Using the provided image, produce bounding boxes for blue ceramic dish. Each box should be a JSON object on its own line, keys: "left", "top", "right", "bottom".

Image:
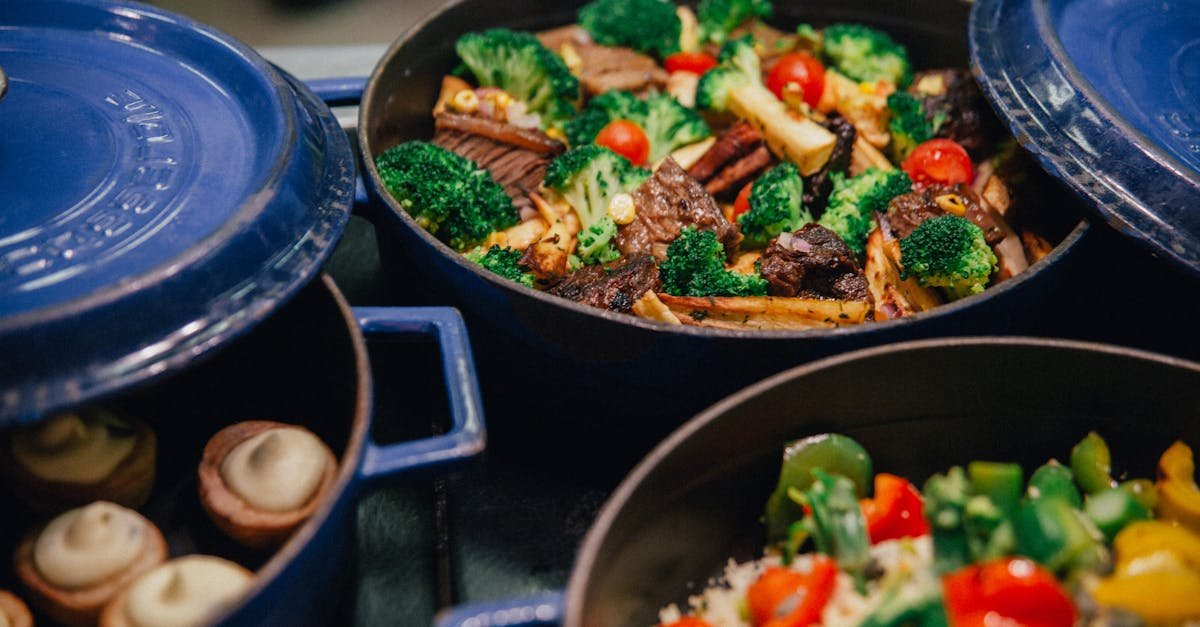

{"left": 358, "top": 0, "right": 1090, "bottom": 432}
{"left": 971, "top": 0, "right": 1200, "bottom": 276}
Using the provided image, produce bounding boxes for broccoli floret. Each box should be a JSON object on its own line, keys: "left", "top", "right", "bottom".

{"left": 376, "top": 141, "right": 517, "bottom": 250}
{"left": 738, "top": 163, "right": 812, "bottom": 249}
{"left": 695, "top": 36, "right": 761, "bottom": 111}
{"left": 565, "top": 91, "right": 710, "bottom": 162}
{"left": 661, "top": 227, "right": 768, "bottom": 297}
{"left": 817, "top": 167, "right": 912, "bottom": 255}
{"left": 578, "top": 0, "right": 681, "bottom": 58}
{"left": 544, "top": 145, "right": 650, "bottom": 265}
{"left": 887, "top": 91, "right": 935, "bottom": 162}
{"left": 465, "top": 245, "right": 535, "bottom": 287}
{"left": 455, "top": 28, "right": 579, "bottom": 129}
{"left": 577, "top": 215, "right": 623, "bottom": 265}
{"left": 822, "top": 23, "right": 913, "bottom": 87}
{"left": 697, "top": 0, "right": 773, "bottom": 44}
{"left": 899, "top": 214, "right": 997, "bottom": 300}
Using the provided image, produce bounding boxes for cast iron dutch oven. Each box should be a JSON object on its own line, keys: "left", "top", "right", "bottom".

{"left": 358, "top": 0, "right": 1089, "bottom": 432}
{"left": 0, "top": 2, "right": 486, "bottom": 625}
{"left": 435, "top": 337, "right": 1200, "bottom": 627}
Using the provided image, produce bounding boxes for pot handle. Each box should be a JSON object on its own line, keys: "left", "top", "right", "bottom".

{"left": 434, "top": 592, "right": 564, "bottom": 627}
{"left": 305, "top": 76, "right": 367, "bottom": 107}
{"left": 352, "top": 307, "right": 486, "bottom": 482}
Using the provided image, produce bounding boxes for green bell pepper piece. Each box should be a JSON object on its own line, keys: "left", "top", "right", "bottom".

{"left": 1015, "top": 497, "right": 1103, "bottom": 572}
{"left": 765, "top": 433, "right": 872, "bottom": 541}
{"left": 923, "top": 467, "right": 971, "bottom": 575}
{"left": 968, "top": 461, "right": 1023, "bottom": 517}
{"left": 1027, "top": 460, "right": 1083, "bottom": 508}
{"left": 1086, "top": 486, "right": 1151, "bottom": 541}
{"left": 1071, "top": 432, "right": 1118, "bottom": 494}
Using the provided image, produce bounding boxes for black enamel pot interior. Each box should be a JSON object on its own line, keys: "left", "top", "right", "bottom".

{"left": 0, "top": 275, "right": 484, "bottom": 626}
{"left": 359, "top": 0, "right": 1089, "bottom": 437}
{"left": 563, "top": 338, "right": 1200, "bottom": 627}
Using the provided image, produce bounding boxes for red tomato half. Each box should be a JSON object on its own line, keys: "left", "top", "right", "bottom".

{"left": 665, "top": 51, "right": 719, "bottom": 75}
{"left": 733, "top": 181, "right": 754, "bottom": 219}
{"left": 766, "top": 52, "right": 826, "bottom": 109}
{"left": 942, "top": 558, "right": 1076, "bottom": 627}
{"left": 596, "top": 119, "right": 651, "bottom": 166}
{"left": 902, "top": 138, "right": 974, "bottom": 186}
{"left": 746, "top": 558, "right": 838, "bottom": 627}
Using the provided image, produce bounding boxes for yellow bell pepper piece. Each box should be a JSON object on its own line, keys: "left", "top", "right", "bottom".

{"left": 1092, "top": 570, "right": 1200, "bottom": 622}
{"left": 1113, "top": 521, "right": 1200, "bottom": 574}
{"left": 1157, "top": 441, "right": 1200, "bottom": 532}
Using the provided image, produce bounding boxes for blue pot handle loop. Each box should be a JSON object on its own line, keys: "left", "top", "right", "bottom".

{"left": 434, "top": 592, "right": 564, "bottom": 627}
{"left": 306, "top": 76, "right": 367, "bottom": 107}
{"left": 352, "top": 307, "right": 487, "bottom": 483}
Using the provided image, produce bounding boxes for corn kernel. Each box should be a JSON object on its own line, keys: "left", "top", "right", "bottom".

{"left": 545, "top": 127, "right": 567, "bottom": 143}
{"left": 608, "top": 193, "right": 636, "bottom": 225}
{"left": 492, "top": 91, "right": 512, "bottom": 110}
{"left": 935, "top": 194, "right": 968, "bottom": 216}
{"left": 450, "top": 89, "right": 479, "bottom": 114}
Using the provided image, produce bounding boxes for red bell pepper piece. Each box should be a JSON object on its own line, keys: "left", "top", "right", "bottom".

{"left": 746, "top": 557, "right": 838, "bottom": 627}
{"left": 942, "top": 558, "right": 1076, "bottom": 627}
{"left": 859, "top": 473, "right": 930, "bottom": 543}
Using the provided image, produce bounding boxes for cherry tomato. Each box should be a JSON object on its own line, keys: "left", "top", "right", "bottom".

{"left": 664, "top": 51, "right": 719, "bottom": 75}
{"left": 746, "top": 557, "right": 838, "bottom": 627}
{"left": 902, "top": 138, "right": 974, "bottom": 186}
{"left": 596, "top": 119, "right": 650, "bottom": 166}
{"left": 859, "top": 474, "right": 930, "bottom": 544}
{"left": 659, "top": 618, "right": 713, "bottom": 627}
{"left": 942, "top": 558, "right": 1076, "bottom": 627}
{"left": 766, "top": 52, "right": 826, "bottom": 109}
{"left": 733, "top": 181, "right": 754, "bottom": 219}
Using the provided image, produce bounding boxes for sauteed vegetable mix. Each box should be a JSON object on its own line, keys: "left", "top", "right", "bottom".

{"left": 375, "top": 0, "right": 1060, "bottom": 330}
{"left": 657, "top": 433, "right": 1200, "bottom": 626}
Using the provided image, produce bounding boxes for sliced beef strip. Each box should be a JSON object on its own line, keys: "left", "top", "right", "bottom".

{"left": 549, "top": 254, "right": 661, "bottom": 313}
{"left": 617, "top": 158, "right": 743, "bottom": 259}
{"left": 575, "top": 44, "right": 668, "bottom": 96}
{"left": 687, "top": 122, "right": 762, "bottom": 183}
{"left": 759, "top": 224, "right": 869, "bottom": 301}
{"left": 910, "top": 68, "right": 1002, "bottom": 161}
{"left": 537, "top": 24, "right": 592, "bottom": 51}
{"left": 704, "top": 145, "right": 774, "bottom": 199}
{"left": 886, "top": 183, "right": 1004, "bottom": 245}
{"left": 803, "top": 114, "right": 856, "bottom": 218}
{"left": 433, "top": 113, "right": 564, "bottom": 213}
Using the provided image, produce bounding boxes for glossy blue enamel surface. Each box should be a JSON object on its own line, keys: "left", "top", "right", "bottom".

{"left": 971, "top": 0, "right": 1200, "bottom": 275}
{"left": 0, "top": 0, "right": 353, "bottom": 422}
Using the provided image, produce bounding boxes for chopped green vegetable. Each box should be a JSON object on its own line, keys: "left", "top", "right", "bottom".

{"left": 1085, "top": 487, "right": 1151, "bottom": 541}
{"left": 923, "top": 467, "right": 971, "bottom": 575}
{"left": 543, "top": 145, "right": 650, "bottom": 265}
{"left": 899, "top": 214, "right": 997, "bottom": 300}
{"left": 696, "top": 0, "right": 773, "bottom": 44}
{"left": 455, "top": 28, "right": 579, "bottom": 130}
{"left": 967, "top": 461, "right": 1023, "bottom": 518}
{"left": 1071, "top": 431, "right": 1118, "bottom": 494}
{"left": 822, "top": 23, "right": 913, "bottom": 87}
{"left": 765, "top": 433, "right": 873, "bottom": 542}
{"left": 695, "top": 36, "right": 761, "bottom": 111}
{"left": 1015, "top": 497, "right": 1106, "bottom": 573}
{"left": 792, "top": 469, "right": 872, "bottom": 578}
{"left": 465, "top": 245, "right": 535, "bottom": 287}
{"left": 738, "top": 163, "right": 811, "bottom": 249}
{"left": 375, "top": 141, "right": 517, "bottom": 251}
{"left": 578, "top": 0, "right": 682, "bottom": 58}
{"left": 660, "top": 226, "right": 768, "bottom": 297}
{"left": 1027, "top": 460, "right": 1083, "bottom": 508}
{"left": 817, "top": 167, "right": 912, "bottom": 255}
{"left": 887, "top": 91, "right": 935, "bottom": 162}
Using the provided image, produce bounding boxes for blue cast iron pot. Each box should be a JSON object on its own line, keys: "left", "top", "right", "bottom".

{"left": 435, "top": 337, "right": 1200, "bottom": 627}
{"left": 356, "top": 0, "right": 1090, "bottom": 435}
{"left": 0, "top": 275, "right": 486, "bottom": 626}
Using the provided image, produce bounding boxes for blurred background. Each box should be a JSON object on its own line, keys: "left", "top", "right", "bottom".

{"left": 150, "top": 0, "right": 443, "bottom": 47}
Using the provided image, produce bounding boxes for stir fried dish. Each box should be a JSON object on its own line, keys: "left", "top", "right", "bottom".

{"left": 375, "top": 0, "right": 1059, "bottom": 330}
{"left": 658, "top": 433, "right": 1200, "bottom": 626}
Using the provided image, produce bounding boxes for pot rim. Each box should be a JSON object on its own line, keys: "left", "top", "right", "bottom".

{"left": 562, "top": 336, "right": 1200, "bottom": 625}
{"left": 359, "top": 0, "right": 1091, "bottom": 341}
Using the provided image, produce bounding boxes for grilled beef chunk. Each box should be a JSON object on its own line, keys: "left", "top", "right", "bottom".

{"left": 617, "top": 158, "right": 743, "bottom": 259}
{"left": 887, "top": 183, "right": 1004, "bottom": 244}
{"left": 433, "top": 113, "right": 564, "bottom": 213}
{"left": 910, "top": 69, "right": 1001, "bottom": 161}
{"left": 803, "top": 114, "right": 857, "bottom": 217}
{"left": 575, "top": 45, "right": 668, "bottom": 96}
{"left": 759, "top": 224, "right": 869, "bottom": 301}
{"left": 704, "top": 145, "right": 774, "bottom": 198}
{"left": 687, "top": 122, "right": 762, "bottom": 183}
{"left": 549, "top": 254, "right": 661, "bottom": 312}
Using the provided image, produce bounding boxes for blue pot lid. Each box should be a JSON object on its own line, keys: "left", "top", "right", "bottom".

{"left": 971, "top": 0, "right": 1200, "bottom": 276}
{"left": 0, "top": 0, "right": 354, "bottom": 423}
